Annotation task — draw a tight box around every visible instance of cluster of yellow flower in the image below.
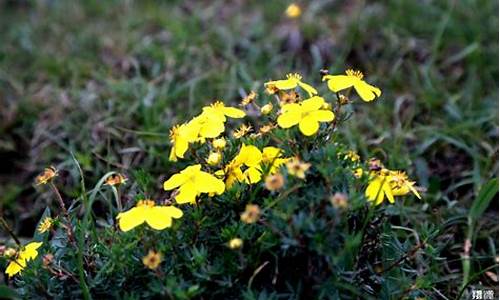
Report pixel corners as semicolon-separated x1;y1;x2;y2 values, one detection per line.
2;69;422;276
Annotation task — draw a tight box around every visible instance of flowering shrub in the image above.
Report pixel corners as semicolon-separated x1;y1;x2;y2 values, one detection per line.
0;70;425;299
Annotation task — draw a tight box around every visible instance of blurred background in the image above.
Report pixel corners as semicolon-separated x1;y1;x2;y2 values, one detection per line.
0;0;498;292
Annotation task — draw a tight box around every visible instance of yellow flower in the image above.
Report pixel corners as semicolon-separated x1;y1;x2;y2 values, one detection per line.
262;146;289;173
202;101;246;123
5;242;43;278
35;166;58;185
216;160;245;188
212;138;227;150
322;69;381;102
260;103;274;115
163;164;225;204
142;250;162;270
285;3;302;18
265;73;317;97
104;173;127;186
240;204;261;224
241;91;257;106
169;121;201;161
389;171;421;199
265;173;285;191
353;167;364;178
286;157;311;179
233;124;253;139
206;152;222;166
343;150;360;162
277;96;334;136
228;238;243;250
37;217;53;234
365;169;421;205
365;170;395;205
116;200;183;231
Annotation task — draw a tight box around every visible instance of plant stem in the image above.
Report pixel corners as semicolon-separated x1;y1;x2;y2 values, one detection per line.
0;216;21;246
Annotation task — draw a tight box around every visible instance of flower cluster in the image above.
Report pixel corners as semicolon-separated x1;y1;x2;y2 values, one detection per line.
2;69;422;281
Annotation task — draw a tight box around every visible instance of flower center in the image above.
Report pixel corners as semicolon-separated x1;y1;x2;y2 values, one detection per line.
286;73;302;81
137;199;155;207
345;69;364;79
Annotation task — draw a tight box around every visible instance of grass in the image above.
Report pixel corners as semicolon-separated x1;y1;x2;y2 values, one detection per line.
0;0;498;298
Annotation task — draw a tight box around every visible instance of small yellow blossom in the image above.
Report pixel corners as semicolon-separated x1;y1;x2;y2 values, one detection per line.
365;170;395;205
35;166;58;185
202;101;246;123
365;169;421;205
265;173;285;191
260;103;274;115
286;157;311;179
206;152;222;166
240;204;261;224
285;3;302;18
5;242;43;278
104;173;127;186
163;164;225;204
142;250;162;270
265;73;317;97
343;150;360;162
37;217;54;234
228;238;243;249
241;91;257;106
389;171;421;199
212;138;227;150
259;123;276;134
330;192;348;209
116;200;183;231
169;121;201;161
233;124;253;139
277;96;334;136
323;69;381;102
353;167;364;178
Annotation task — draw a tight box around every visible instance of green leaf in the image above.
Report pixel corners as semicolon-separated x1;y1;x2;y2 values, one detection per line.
468;178;498;223
0;285;20;300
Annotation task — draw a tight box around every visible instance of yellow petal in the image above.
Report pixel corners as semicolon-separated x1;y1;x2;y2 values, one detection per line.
145;206;183;230
174;137;189;158
383;182;395;203
236;145;262;167
195;171;226;195
265;78;298;90
116;206;147;232
199;120;225;138
297;81;318;96
21;242;42;261
163;173;187;190
5;259;26;277
298;116;320;136
222;107;246;118
176;182;198;204
365;178;385;205
244;167;262;184
309;110;334;122
323;75;356;92
353;81;381;101
301;96;325;112
277;110;302;129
